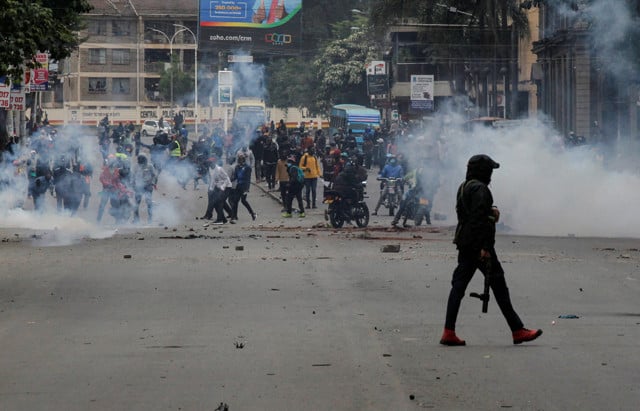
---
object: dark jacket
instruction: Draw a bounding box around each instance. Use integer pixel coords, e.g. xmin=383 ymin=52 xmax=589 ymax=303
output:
xmin=262 ymin=142 xmax=279 ymax=164
xmin=453 ymin=179 xmax=496 ymax=251
xmin=232 ymin=163 xmax=252 ymax=192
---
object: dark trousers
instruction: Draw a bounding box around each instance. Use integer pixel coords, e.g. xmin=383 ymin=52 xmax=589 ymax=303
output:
xmin=444 ymin=248 xmax=524 ymax=332
xmin=285 ymin=183 xmax=304 ymax=214
xmin=254 ymin=160 xmax=262 ymax=181
xmin=304 ymin=178 xmax=318 ymax=207
xmin=263 ymin=163 xmax=276 ymax=189
xmin=279 ymin=181 xmax=289 ymax=205
xmin=205 ymin=188 xmax=228 ymax=221
xmin=229 ymin=188 xmax=254 ymax=220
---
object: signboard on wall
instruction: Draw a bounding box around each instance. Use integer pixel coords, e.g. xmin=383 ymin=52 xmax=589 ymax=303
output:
xmin=0 ymin=82 xmax=10 ymax=109
xmin=410 ymin=75 xmax=434 ymax=110
xmin=199 ymin=0 xmax=302 ymax=53
xmin=10 ymin=89 xmax=26 ymax=111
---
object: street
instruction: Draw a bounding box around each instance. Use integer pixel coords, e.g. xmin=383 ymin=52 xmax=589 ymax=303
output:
xmin=1 ymin=168 xmax=639 ymax=411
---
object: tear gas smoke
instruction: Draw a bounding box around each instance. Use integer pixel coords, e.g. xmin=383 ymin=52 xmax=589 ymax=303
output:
xmin=226 ymin=50 xmax=268 ymax=149
xmin=0 ymin=125 xmax=196 ymax=246
xmin=404 ymin=112 xmax=640 ymax=238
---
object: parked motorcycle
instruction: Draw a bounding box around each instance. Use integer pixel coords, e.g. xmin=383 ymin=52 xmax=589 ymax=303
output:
xmin=377 ymin=177 xmax=402 ymax=216
xmin=323 ymin=181 xmax=370 ymax=228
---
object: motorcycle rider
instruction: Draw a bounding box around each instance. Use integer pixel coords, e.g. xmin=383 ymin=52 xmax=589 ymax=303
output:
xmin=391 ymin=166 xmax=425 ymax=227
xmin=373 ymin=155 xmax=404 ymax=216
xmin=331 ymin=158 xmax=363 ymax=206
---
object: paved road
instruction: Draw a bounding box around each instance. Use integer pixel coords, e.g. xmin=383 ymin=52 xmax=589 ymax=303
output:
xmin=1 ymin=167 xmax=638 ymax=410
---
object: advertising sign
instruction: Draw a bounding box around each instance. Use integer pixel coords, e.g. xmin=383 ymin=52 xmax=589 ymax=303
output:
xmin=219 ymin=85 xmax=232 ymax=104
xmin=9 ymin=89 xmax=26 ymax=111
xmin=366 ymin=61 xmax=386 ymax=75
xmin=367 ymin=75 xmax=388 ymax=95
xmin=410 ymin=75 xmax=434 ymax=110
xmin=0 ymin=83 xmax=10 ymax=109
xmin=31 ymin=68 xmax=49 ymax=91
xmin=199 ymin=0 xmax=302 ymax=53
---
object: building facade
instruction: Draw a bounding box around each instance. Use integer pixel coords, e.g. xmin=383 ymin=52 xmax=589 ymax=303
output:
xmin=384 ymin=7 xmax=540 ymax=122
xmin=532 ymin=0 xmax=640 ymax=142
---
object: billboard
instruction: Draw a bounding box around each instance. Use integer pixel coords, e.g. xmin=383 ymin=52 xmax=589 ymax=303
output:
xmin=199 ymin=0 xmax=302 ymax=53
xmin=410 ymin=75 xmax=434 ymax=111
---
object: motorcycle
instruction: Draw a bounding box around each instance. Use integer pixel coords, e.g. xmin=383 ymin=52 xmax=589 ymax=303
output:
xmin=400 ymin=190 xmax=431 ymax=226
xmin=323 ymin=181 xmax=370 ymax=228
xmin=377 ymin=177 xmax=402 ymax=216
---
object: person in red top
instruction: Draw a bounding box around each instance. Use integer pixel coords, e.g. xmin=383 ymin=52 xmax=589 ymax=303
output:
xmin=300 ymin=132 xmax=314 ymax=151
xmin=96 ymin=156 xmax=130 ymax=223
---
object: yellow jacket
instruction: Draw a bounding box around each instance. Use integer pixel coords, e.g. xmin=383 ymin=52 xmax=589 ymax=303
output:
xmin=299 ymin=153 xmax=321 ymax=179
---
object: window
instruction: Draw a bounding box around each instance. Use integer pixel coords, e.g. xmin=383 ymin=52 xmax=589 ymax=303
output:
xmin=88 ymin=20 xmax=107 ymax=35
xmin=88 ymin=78 xmax=107 ymax=94
xmin=112 ymin=21 xmax=131 ymax=36
xmin=112 ymin=78 xmax=130 ymax=94
xmin=113 ymin=49 xmax=131 ymax=65
xmin=88 ymin=49 xmax=106 ymax=65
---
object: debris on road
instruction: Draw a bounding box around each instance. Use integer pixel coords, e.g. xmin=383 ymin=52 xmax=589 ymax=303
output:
xmin=381 ymin=244 xmax=401 ymax=253
xmin=214 ymin=402 xmax=229 ymax=411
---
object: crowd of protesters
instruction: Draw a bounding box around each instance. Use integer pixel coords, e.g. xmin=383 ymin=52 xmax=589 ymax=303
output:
xmin=1 ymin=111 xmax=453 ymax=228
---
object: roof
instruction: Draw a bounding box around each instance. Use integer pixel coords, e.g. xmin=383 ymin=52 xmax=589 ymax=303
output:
xmin=332 ymin=104 xmax=381 ymax=117
xmin=87 ymin=0 xmax=197 ymax=17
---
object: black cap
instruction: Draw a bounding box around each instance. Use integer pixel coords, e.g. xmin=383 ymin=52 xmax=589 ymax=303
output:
xmin=468 ymin=154 xmax=499 ymax=169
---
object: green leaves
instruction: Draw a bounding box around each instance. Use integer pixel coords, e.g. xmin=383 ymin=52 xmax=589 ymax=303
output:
xmin=0 ymin=0 xmax=92 ymax=82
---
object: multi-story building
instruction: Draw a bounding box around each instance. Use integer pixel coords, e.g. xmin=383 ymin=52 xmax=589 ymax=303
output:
xmin=532 ymin=0 xmax=640 ymax=142
xmin=44 ymin=0 xmax=202 ymax=126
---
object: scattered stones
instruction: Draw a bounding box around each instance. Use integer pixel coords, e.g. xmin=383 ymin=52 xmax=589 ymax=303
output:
xmin=381 ymin=244 xmax=401 ymax=253
xmin=214 ymin=402 xmax=229 ymax=411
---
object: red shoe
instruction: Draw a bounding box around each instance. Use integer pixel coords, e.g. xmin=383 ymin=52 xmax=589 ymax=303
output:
xmin=512 ymin=328 xmax=543 ymax=345
xmin=440 ymin=328 xmax=466 ymax=346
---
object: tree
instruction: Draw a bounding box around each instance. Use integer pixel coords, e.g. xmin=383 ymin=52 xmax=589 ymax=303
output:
xmin=266 ymin=0 xmax=375 ymax=113
xmin=158 ymin=55 xmax=194 ymax=107
xmin=0 ymin=0 xmax=92 ymax=148
xmin=312 ymin=29 xmax=378 ymax=115
xmin=265 ymin=58 xmax=317 ymax=114
xmin=0 ymin=0 xmax=93 ymax=83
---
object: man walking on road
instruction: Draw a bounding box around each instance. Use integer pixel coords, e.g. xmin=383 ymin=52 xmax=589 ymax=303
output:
xmin=203 ymin=160 xmax=232 ymax=224
xmin=440 ymin=154 xmax=542 ymax=346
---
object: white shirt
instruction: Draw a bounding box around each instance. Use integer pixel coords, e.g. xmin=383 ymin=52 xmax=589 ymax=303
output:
xmin=209 ymin=165 xmax=232 ymax=191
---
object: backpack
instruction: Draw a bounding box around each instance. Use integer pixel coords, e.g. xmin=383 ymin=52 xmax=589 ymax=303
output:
xmin=289 ymin=165 xmax=304 ymax=184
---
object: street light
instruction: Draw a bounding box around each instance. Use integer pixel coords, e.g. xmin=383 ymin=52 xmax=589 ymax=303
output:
xmin=173 ymin=24 xmax=198 ymax=135
xmin=148 ymin=27 xmax=190 ymax=114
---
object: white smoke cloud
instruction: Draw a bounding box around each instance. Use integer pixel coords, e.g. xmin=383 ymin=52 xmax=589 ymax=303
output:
xmin=409 ymin=115 xmax=640 ymax=238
